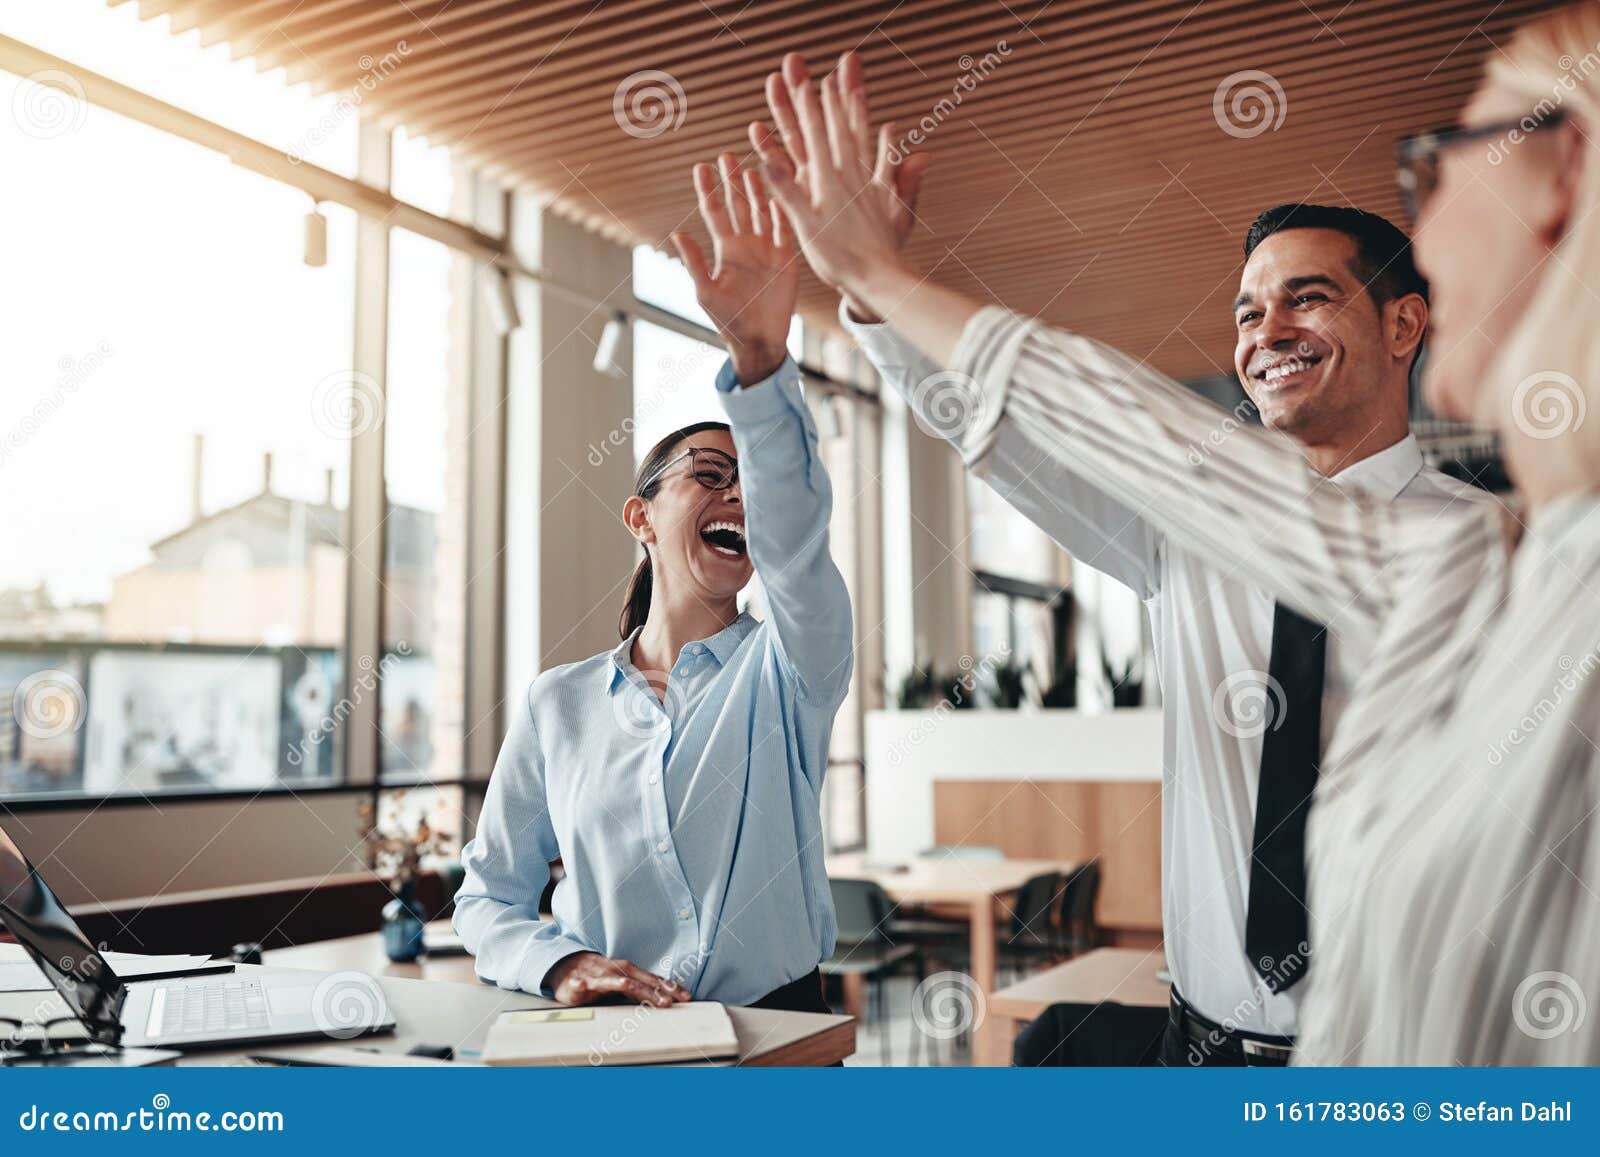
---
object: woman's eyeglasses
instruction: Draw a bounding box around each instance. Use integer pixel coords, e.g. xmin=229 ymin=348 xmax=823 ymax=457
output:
xmin=1395 ymin=110 xmax=1566 ymax=222
xmin=641 ymin=446 xmax=739 ymax=493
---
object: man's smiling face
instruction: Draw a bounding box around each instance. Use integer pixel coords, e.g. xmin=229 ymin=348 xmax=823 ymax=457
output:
xmin=1232 ymin=228 xmax=1405 ymax=447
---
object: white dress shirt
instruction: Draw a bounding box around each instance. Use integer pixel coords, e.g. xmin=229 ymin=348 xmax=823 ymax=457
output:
xmin=843 ymin=304 xmax=1481 ymax=1036
xmin=938 ymin=304 xmax=1600 ymax=1064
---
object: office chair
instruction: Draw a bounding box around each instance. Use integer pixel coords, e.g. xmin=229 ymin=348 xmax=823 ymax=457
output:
xmin=1000 ymin=870 xmax=1065 ymax=983
xmin=819 ymin=877 xmax=924 ymax=1065
xmin=1057 ymin=858 xmax=1102 ymax=957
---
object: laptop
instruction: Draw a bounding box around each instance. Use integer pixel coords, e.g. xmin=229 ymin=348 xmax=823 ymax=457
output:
xmin=0 ymin=823 xmax=394 ymax=1051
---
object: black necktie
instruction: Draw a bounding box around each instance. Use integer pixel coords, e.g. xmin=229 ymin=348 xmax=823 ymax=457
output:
xmin=1244 ymin=602 xmax=1325 ymax=994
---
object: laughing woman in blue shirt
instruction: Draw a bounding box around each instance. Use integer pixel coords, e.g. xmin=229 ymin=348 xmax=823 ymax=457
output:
xmin=454 ymin=155 xmax=851 ymax=1014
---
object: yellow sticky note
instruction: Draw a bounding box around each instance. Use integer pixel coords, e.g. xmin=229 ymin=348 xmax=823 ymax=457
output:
xmin=507 ymin=1008 xmax=594 ymax=1024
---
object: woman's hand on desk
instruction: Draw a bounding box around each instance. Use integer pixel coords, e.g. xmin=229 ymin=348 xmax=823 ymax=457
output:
xmin=544 ymin=952 xmax=692 ymax=1007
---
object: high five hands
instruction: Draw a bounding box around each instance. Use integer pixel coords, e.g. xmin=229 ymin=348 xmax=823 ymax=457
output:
xmin=675 ymin=50 xmax=931 ymax=372
xmin=750 ymin=51 xmax=930 ymax=323
xmin=671 ymin=156 xmax=799 ymax=386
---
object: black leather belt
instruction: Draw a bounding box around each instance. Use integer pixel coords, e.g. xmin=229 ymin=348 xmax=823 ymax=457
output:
xmin=1168 ymin=988 xmax=1294 ymax=1067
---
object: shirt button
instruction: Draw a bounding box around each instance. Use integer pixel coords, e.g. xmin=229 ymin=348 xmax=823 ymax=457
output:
xmin=677 ymin=907 xmax=692 ymax=920
xmin=657 ymin=839 xmax=670 ymax=853
xmin=648 ymin=773 xmax=659 ymax=785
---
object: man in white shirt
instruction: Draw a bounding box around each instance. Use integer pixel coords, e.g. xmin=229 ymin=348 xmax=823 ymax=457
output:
xmin=831 ymin=157 xmax=1481 ymax=1059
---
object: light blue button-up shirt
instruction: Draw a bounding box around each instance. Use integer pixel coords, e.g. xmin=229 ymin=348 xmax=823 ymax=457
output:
xmin=453 ymin=356 xmax=852 ymax=1006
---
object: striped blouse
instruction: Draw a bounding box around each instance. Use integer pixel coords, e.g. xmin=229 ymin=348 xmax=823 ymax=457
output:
xmin=944 ymin=306 xmax=1600 ymax=1065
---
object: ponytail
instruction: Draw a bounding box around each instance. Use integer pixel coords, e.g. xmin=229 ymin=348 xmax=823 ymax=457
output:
xmin=619 ymin=419 xmax=732 ymax=639
xmin=619 ymin=556 xmax=654 ymax=639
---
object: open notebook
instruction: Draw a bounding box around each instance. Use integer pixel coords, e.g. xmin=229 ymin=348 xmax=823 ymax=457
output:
xmin=481 ymin=1001 xmax=739 ymax=1067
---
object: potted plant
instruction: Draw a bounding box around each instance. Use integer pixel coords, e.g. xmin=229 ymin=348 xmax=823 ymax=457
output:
xmin=982 ymin=656 xmax=1029 ymax=708
xmin=1103 ymin=655 xmax=1144 ymax=708
xmin=359 ymin=792 xmax=451 ymax=962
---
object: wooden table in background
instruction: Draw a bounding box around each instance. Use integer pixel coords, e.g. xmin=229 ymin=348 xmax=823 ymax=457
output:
xmin=825 ymin=853 xmax=1080 ymax=1066
xmin=204 ymin=924 xmax=856 ymax=1068
xmin=987 ymin=947 xmax=1170 ymax=1062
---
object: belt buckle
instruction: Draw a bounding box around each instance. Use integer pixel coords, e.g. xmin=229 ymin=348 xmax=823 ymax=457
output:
xmin=1241 ymin=1037 xmax=1292 ymax=1065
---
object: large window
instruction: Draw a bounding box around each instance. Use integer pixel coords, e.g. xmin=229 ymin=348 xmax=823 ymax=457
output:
xmin=379 ymin=142 xmax=472 ymax=786
xmin=1 ymin=17 xmax=481 ymax=806
xmin=0 ymin=73 xmax=359 ymax=799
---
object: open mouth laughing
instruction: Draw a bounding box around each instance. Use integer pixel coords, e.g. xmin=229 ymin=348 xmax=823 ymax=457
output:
xmin=699 ymin=519 xmax=747 ymax=559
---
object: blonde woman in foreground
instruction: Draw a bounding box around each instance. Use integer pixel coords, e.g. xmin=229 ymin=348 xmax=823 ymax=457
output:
xmin=739 ymin=8 xmax=1600 ymax=1064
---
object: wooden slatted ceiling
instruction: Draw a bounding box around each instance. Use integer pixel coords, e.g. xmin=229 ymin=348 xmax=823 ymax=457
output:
xmin=110 ymin=0 xmax=1559 ymax=378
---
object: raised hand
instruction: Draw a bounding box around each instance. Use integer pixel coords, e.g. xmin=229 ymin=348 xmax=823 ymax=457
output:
xmin=746 ymin=51 xmax=927 ymax=317
xmin=754 ymin=51 xmax=931 ymax=323
xmin=671 ymin=152 xmax=799 ymax=385
xmin=544 ymin=951 xmax=692 ymax=1007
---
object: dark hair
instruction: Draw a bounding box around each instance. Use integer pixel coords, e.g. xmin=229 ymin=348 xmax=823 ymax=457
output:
xmin=1243 ymin=203 xmax=1428 ymax=307
xmin=619 ymin=420 xmax=733 ymax=639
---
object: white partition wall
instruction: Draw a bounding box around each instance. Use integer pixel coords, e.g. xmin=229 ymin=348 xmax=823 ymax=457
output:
xmin=864 ymin=707 xmax=1163 ymax=860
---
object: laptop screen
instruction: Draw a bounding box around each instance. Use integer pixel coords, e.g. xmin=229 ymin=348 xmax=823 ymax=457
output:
xmin=0 ymin=823 xmax=123 ymax=1045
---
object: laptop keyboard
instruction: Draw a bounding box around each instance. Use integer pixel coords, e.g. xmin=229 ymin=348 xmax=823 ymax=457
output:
xmin=148 ymin=978 xmax=271 ymax=1038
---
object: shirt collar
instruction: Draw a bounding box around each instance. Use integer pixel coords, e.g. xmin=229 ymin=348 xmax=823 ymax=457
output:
xmin=606 ymin=614 xmax=756 ymax=694
xmin=1326 ymin=433 xmax=1424 ymax=502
